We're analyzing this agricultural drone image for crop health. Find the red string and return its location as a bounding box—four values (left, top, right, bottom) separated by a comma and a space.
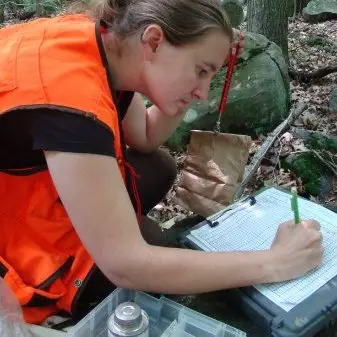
218, 43, 240, 115
123, 161, 142, 225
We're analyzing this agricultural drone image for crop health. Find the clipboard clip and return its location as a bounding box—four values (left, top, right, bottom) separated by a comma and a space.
205, 195, 256, 228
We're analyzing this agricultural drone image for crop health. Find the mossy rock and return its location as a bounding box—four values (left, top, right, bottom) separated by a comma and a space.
303, 0, 337, 22
306, 133, 337, 153
221, 0, 244, 27
329, 87, 337, 113
283, 153, 331, 197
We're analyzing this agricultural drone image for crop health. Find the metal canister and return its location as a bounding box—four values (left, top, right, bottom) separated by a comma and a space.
108, 302, 149, 337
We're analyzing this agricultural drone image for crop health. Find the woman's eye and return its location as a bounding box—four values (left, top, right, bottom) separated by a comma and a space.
197, 67, 208, 78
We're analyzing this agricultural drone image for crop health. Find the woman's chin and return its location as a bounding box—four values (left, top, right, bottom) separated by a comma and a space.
156, 103, 177, 117
153, 100, 187, 117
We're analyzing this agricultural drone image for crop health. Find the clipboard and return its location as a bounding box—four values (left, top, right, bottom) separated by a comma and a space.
179, 186, 337, 337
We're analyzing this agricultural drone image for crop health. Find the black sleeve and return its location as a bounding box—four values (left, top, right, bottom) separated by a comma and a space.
31, 110, 115, 156
0, 91, 135, 169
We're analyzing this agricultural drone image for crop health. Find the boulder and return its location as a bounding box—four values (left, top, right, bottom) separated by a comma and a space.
221, 0, 244, 27
283, 132, 337, 198
237, 0, 247, 5
303, 0, 337, 22
166, 33, 290, 151
284, 153, 333, 198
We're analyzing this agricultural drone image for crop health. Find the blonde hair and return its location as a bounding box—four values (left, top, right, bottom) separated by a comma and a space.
89, 0, 233, 45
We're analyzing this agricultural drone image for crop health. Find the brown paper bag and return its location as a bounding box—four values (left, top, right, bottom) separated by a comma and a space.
175, 130, 251, 217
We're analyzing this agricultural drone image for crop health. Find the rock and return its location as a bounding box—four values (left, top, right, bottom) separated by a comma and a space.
291, 127, 337, 145
237, 0, 247, 5
303, 0, 337, 22
284, 153, 333, 197
329, 87, 337, 113
282, 132, 336, 198
305, 132, 337, 152
221, 0, 244, 27
165, 32, 290, 151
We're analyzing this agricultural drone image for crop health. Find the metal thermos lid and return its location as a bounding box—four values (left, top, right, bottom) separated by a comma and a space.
114, 302, 142, 329
108, 302, 149, 336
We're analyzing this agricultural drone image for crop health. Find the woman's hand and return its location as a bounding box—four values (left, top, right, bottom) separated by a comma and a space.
270, 219, 324, 282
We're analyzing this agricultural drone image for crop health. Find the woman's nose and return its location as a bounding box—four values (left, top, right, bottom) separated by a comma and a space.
192, 82, 210, 101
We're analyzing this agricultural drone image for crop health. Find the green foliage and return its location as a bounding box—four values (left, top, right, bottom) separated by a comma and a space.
281, 134, 337, 196
282, 153, 329, 196
28, 0, 67, 14
1, 0, 68, 19
306, 35, 328, 47
306, 133, 337, 153
210, 68, 227, 92
305, 35, 337, 55
289, 31, 337, 57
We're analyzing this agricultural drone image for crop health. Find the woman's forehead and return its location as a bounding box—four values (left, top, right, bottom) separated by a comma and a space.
192, 31, 231, 67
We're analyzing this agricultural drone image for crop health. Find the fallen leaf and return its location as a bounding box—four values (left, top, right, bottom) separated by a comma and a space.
281, 132, 294, 143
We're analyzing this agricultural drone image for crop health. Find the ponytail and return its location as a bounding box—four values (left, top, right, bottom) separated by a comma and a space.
92, 0, 129, 23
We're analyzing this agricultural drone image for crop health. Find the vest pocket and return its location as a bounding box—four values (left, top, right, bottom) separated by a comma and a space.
37, 256, 74, 290
0, 255, 73, 307
0, 36, 22, 93
0, 208, 75, 308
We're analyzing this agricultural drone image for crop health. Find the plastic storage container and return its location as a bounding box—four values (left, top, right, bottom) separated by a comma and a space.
66, 288, 246, 337
0, 278, 31, 337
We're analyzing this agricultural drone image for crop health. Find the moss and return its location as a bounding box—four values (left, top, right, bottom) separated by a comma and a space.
282, 153, 330, 196
306, 133, 337, 153
210, 68, 227, 92
306, 35, 329, 47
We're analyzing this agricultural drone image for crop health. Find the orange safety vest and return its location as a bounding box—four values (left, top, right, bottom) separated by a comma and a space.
0, 14, 141, 324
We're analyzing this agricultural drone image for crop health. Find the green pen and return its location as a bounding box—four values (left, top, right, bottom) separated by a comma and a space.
291, 187, 300, 224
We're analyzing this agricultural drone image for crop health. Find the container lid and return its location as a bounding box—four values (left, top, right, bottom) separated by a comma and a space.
108, 301, 149, 336
114, 302, 142, 329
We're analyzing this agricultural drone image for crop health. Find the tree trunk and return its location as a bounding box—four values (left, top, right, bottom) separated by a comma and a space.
247, 0, 289, 63
36, 0, 44, 17
287, 0, 310, 17
0, 0, 4, 24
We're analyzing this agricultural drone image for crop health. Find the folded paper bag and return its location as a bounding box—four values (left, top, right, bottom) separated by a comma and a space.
175, 130, 251, 217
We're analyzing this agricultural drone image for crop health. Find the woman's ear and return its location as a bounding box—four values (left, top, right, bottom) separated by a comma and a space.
141, 24, 164, 60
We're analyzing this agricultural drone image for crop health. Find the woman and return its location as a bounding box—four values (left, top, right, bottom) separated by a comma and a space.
0, 0, 323, 325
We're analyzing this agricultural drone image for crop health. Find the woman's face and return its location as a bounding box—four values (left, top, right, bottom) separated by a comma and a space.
140, 28, 231, 117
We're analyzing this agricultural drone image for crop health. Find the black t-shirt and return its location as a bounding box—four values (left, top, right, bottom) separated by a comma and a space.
0, 91, 134, 169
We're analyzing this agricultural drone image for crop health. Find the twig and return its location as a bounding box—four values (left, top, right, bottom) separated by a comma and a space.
289, 65, 337, 83
288, 149, 337, 177
312, 150, 337, 177
289, 150, 309, 155
272, 136, 284, 186
234, 102, 307, 200
323, 150, 337, 165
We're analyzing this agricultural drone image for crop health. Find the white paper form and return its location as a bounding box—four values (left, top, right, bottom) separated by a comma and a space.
186, 187, 337, 311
